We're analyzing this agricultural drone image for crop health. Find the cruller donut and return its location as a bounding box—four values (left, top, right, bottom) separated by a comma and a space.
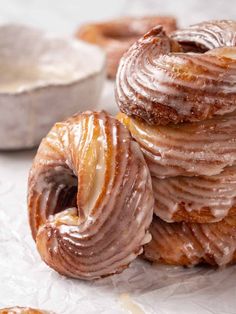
76, 16, 177, 79
27, 111, 154, 280
115, 21, 236, 126
117, 110, 236, 178
144, 215, 236, 266
151, 165, 236, 223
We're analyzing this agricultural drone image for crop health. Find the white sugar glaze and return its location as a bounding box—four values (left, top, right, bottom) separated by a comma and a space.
118, 110, 236, 178
116, 24, 236, 126
152, 165, 236, 222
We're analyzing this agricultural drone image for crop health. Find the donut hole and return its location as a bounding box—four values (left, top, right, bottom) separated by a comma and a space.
178, 41, 209, 53
42, 167, 78, 218
53, 184, 77, 215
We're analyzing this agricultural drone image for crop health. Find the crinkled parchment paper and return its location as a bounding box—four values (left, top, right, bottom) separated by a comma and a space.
1, 82, 236, 314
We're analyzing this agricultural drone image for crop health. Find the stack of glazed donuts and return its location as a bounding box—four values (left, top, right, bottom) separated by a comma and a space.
116, 20, 236, 266
28, 19, 236, 282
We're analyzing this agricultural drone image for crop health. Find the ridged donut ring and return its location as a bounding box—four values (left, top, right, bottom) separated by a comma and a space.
27, 111, 154, 280
115, 21, 236, 125
152, 165, 236, 223
117, 110, 236, 178
171, 20, 236, 52
76, 16, 177, 79
144, 216, 236, 266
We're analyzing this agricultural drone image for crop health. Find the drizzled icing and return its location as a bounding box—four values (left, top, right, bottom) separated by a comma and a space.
144, 216, 236, 267
28, 111, 154, 280
118, 111, 236, 178
152, 165, 236, 223
115, 23, 236, 125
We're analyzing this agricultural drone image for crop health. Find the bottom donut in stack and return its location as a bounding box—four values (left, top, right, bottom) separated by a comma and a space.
115, 19, 236, 267
144, 216, 236, 266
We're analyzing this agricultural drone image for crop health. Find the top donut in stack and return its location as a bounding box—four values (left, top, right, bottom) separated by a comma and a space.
116, 20, 236, 266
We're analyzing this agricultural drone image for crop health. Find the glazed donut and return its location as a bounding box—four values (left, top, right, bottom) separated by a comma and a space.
144, 215, 236, 266
0, 308, 51, 314
117, 110, 236, 178
171, 20, 236, 52
152, 165, 236, 223
27, 111, 154, 280
115, 23, 236, 125
76, 16, 177, 78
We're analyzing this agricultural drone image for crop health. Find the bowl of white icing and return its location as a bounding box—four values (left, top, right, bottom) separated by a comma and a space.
0, 24, 106, 149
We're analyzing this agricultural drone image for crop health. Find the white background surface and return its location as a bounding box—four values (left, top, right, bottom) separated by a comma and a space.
0, 1, 236, 314
0, 0, 236, 33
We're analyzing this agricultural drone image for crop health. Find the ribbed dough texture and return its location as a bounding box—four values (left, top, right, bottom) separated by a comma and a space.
117, 111, 236, 178
171, 20, 236, 52
144, 216, 236, 266
28, 111, 154, 280
115, 22, 236, 125
118, 112, 236, 224
152, 165, 236, 223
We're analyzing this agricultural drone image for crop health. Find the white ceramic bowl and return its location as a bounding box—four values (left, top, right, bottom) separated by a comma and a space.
0, 24, 106, 150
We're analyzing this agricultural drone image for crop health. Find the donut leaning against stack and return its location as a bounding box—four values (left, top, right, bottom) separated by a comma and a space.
116, 20, 236, 266
27, 111, 154, 280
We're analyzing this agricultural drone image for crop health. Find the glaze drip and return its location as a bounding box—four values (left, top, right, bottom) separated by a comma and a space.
152, 165, 236, 223
118, 111, 236, 178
